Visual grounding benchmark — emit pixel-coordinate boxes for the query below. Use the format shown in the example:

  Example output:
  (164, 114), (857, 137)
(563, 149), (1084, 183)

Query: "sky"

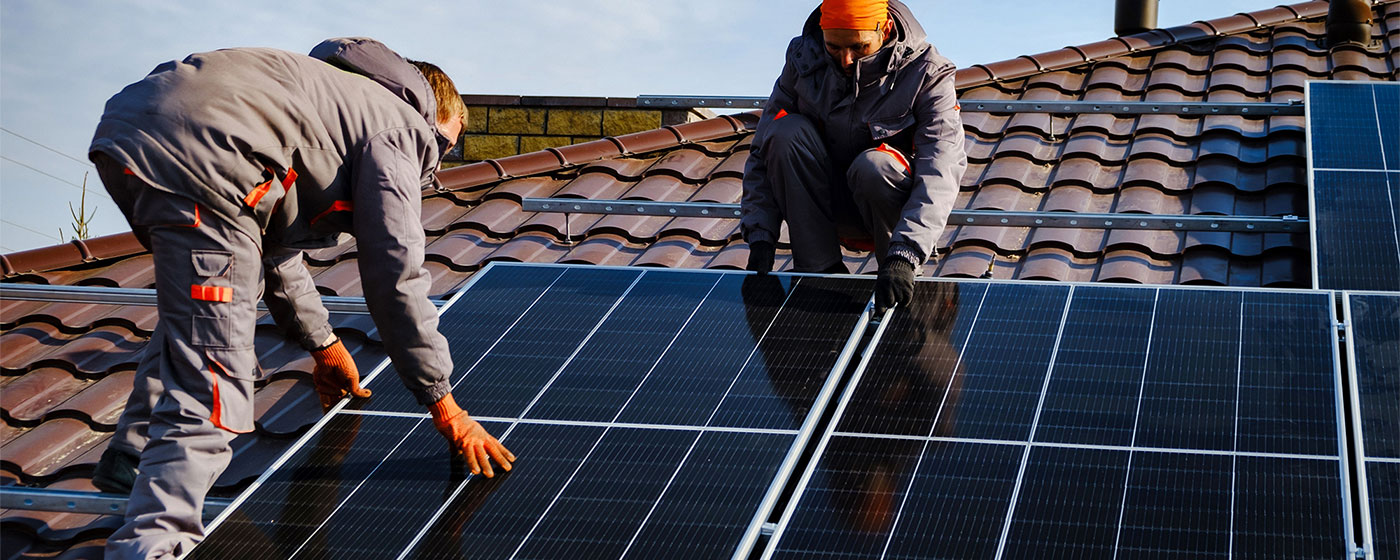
(0, 0), (1278, 253)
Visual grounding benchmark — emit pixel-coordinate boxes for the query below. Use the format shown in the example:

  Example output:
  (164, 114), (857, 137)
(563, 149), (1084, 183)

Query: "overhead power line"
(0, 155), (114, 202)
(0, 126), (95, 169)
(1, 217), (63, 243)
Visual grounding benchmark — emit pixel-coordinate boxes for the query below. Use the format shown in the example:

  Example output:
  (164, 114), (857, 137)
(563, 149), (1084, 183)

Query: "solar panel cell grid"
(1310, 82), (1388, 170)
(768, 281), (1350, 560)
(1312, 171), (1400, 292)
(1308, 80), (1400, 292)
(198, 264), (873, 559)
(1366, 462), (1399, 560)
(1347, 293), (1400, 560)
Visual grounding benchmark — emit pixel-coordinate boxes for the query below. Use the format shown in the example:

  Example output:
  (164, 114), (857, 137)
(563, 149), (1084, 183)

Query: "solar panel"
(765, 281), (1354, 559)
(1307, 80), (1400, 291)
(193, 263), (873, 559)
(1345, 292), (1400, 560)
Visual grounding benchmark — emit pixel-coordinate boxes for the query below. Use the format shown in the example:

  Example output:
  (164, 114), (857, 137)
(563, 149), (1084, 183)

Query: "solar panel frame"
(1306, 79), (1400, 291)
(1343, 290), (1400, 560)
(763, 279), (1358, 560)
(200, 262), (876, 560)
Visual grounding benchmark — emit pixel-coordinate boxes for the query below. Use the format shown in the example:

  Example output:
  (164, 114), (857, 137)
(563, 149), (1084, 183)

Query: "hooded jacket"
(89, 38), (453, 405)
(742, 0), (967, 264)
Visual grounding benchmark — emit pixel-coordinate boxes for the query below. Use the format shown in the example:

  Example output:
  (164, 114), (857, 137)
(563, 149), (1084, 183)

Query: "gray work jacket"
(742, 0), (968, 264)
(90, 38), (453, 406)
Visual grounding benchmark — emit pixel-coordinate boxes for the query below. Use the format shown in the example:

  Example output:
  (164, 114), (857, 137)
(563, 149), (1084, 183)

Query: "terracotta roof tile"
(1, 368), (90, 426)
(1, 418), (107, 482)
(560, 234), (645, 266)
(438, 161), (504, 190)
(485, 232), (572, 264)
(426, 229), (507, 270)
(57, 370), (133, 429)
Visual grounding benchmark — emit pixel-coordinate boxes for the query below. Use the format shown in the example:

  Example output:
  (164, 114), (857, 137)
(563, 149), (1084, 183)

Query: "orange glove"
(429, 394), (515, 477)
(310, 338), (371, 411)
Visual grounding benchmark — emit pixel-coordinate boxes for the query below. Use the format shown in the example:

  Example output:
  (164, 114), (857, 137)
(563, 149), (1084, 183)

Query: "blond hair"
(410, 60), (466, 126)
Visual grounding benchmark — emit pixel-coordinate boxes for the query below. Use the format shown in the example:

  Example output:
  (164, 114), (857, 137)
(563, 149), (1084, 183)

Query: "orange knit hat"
(819, 0), (889, 30)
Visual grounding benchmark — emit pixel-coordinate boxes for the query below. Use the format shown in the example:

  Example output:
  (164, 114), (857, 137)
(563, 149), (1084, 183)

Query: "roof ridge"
(954, 0), (1389, 89)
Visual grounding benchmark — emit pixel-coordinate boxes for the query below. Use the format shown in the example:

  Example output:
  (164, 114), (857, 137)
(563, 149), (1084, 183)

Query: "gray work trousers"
(95, 155), (260, 560)
(761, 113), (914, 272)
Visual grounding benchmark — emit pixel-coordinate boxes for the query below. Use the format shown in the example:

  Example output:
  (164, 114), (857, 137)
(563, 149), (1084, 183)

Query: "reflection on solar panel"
(766, 281), (1354, 559)
(193, 263), (872, 559)
(1307, 80), (1400, 291)
(1346, 292), (1400, 560)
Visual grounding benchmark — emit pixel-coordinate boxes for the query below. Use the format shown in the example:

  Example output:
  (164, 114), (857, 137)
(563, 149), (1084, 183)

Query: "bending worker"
(87, 37), (514, 558)
(742, 0), (968, 312)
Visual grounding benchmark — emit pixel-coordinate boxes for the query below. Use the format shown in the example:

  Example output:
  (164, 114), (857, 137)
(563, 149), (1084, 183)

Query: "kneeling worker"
(88, 37), (514, 559)
(741, 0), (968, 312)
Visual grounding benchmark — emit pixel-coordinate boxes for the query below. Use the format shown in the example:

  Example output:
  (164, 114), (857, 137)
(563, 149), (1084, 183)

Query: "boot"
(92, 447), (140, 494)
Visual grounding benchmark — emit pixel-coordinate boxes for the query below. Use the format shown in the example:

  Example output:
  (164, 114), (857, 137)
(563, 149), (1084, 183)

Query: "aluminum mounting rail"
(0, 486), (231, 518)
(521, 198), (1309, 234)
(0, 283), (448, 312)
(636, 96), (1306, 116)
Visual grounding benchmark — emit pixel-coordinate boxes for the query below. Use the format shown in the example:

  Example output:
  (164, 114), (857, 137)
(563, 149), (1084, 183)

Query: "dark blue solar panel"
(834, 282), (984, 437)
(1313, 170), (1400, 291)
(1379, 83), (1400, 170)
(1116, 451), (1233, 559)
(936, 283), (1070, 441)
(770, 438), (1019, 559)
(1036, 286), (1155, 447)
(360, 266), (639, 414)
(1310, 81), (1387, 170)
(1351, 293), (1400, 459)
(1236, 291), (1339, 456)
(1232, 456), (1348, 560)
(1134, 289), (1241, 452)
(1367, 461), (1399, 560)
(1001, 445), (1130, 558)
(769, 282), (1350, 560)
(198, 264), (872, 559)
(191, 416), (513, 559)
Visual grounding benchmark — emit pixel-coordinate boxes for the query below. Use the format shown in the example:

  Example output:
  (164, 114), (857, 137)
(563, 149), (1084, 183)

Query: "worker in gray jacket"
(742, 0), (967, 313)
(88, 37), (514, 559)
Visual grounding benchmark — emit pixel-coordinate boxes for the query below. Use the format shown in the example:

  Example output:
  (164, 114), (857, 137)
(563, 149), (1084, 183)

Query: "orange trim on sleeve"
(281, 167), (297, 189)
(243, 180), (273, 208)
(875, 143), (911, 172)
(774, 109), (789, 121)
(191, 284), (233, 303)
(205, 355), (253, 434)
(311, 200), (354, 225)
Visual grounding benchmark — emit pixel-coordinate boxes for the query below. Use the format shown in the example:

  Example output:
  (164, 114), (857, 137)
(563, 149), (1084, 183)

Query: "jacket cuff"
(413, 378), (453, 407)
(744, 226), (776, 246)
(299, 324), (337, 352)
(886, 242), (923, 267)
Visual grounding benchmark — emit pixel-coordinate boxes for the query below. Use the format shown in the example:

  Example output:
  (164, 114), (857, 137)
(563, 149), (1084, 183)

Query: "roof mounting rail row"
(0, 284), (448, 311)
(521, 198), (1309, 233)
(636, 96), (1306, 116)
(0, 486), (230, 518)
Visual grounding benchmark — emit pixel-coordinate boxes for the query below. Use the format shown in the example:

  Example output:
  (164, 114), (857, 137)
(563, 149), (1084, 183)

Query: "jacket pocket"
(869, 112), (915, 142)
(190, 250), (234, 348)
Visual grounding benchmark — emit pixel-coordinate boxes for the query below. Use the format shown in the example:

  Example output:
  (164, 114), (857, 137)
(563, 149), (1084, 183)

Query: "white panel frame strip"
(731, 293), (873, 560)
(1343, 291), (1379, 558)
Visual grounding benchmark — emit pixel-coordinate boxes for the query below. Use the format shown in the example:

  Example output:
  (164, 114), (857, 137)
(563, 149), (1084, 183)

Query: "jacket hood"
(309, 37), (438, 131)
(800, 0), (930, 76)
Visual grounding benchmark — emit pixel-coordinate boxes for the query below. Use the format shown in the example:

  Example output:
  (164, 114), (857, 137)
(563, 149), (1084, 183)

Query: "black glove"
(746, 240), (775, 274)
(874, 258), (915, 315)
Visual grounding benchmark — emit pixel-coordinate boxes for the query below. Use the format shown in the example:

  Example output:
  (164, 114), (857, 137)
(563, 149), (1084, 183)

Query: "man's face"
(438, 111), (465, 153)
(823, 20), (891, 76)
